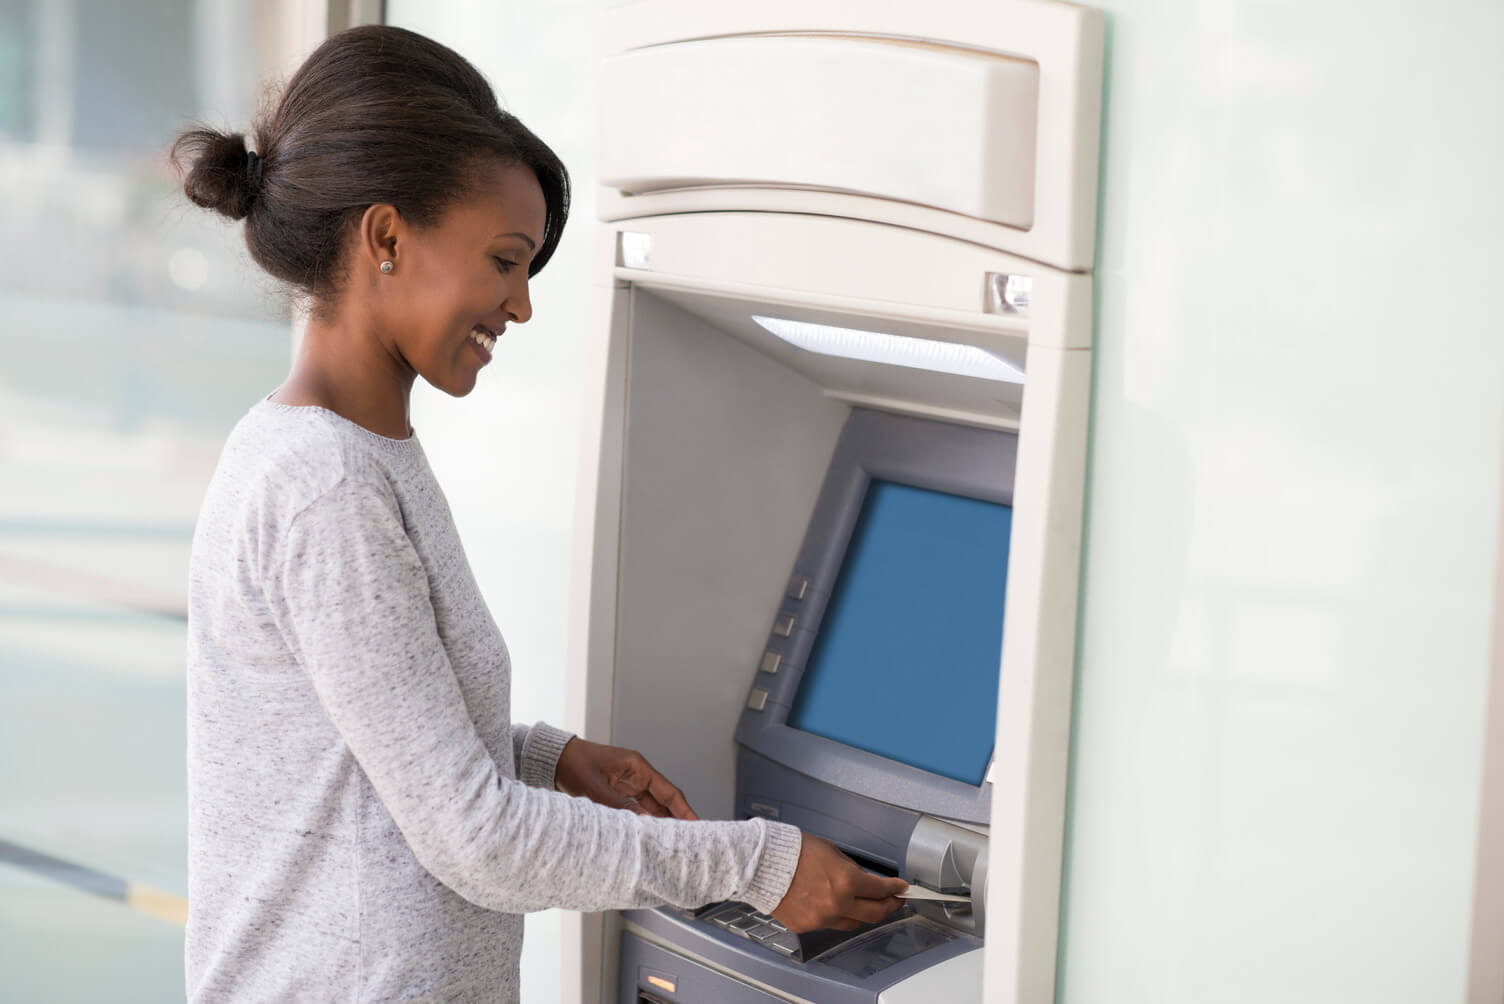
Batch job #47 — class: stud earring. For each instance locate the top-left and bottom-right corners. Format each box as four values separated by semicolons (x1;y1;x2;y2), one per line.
379;261;394;274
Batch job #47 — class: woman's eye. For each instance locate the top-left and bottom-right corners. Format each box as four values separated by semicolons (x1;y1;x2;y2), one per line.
493;257;518;274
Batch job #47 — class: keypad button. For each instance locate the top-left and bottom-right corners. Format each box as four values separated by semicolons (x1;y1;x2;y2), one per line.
768;933;801;957
707;903;748;927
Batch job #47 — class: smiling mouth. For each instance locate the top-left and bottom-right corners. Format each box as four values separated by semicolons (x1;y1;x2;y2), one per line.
469;325;499;354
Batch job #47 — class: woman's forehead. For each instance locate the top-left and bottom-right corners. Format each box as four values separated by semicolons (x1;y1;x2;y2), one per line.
449;162;545;239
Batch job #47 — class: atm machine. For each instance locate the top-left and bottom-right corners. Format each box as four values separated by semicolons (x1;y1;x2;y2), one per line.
563;3;1103;1002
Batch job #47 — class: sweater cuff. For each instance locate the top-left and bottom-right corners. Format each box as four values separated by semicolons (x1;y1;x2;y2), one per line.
739;820;802;916
517;721;575;790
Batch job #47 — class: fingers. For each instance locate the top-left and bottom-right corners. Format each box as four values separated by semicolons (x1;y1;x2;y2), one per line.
633;792;669;817
840;894;904;926
587;784;639;813
849;868;909;900
647;773;698;821
563;741;702;821
832;858;907;927
772;835;911;934
617;752;699;821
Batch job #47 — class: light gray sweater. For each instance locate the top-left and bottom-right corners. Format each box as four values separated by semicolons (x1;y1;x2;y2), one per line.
185;399;801;1002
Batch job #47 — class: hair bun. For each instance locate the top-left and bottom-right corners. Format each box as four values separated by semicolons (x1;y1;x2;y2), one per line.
166;25;570;304
171;128;261;221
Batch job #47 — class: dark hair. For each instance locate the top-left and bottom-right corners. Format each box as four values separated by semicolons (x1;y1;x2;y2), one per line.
170;25;569;313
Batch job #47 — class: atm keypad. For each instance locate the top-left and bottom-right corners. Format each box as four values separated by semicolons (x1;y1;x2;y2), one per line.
702;902;799;957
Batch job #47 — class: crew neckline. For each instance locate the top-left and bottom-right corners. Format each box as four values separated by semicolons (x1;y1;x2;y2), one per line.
256;397;418;451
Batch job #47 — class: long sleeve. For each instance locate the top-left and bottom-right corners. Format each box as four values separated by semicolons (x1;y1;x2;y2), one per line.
265;477;800;916
511;721;574;790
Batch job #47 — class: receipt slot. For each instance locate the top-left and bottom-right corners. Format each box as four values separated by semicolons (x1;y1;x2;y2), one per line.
564;3;1104;1002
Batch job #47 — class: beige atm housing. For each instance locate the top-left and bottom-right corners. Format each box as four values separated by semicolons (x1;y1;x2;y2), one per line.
564;3;1104;1002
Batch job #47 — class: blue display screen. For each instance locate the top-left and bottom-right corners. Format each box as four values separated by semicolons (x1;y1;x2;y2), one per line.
787;480;1011;786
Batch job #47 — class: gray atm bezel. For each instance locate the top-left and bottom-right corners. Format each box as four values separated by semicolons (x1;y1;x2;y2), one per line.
733;408;1019;826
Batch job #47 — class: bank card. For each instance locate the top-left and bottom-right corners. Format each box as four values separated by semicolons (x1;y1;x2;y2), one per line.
897;885;970;903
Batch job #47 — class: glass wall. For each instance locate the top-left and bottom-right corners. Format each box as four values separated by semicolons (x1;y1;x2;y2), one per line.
1059;2;1504;1001
0;1;306;997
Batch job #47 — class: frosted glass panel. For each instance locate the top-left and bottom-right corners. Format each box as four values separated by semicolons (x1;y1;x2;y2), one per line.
0;3;298;998
1060;2;1504;1002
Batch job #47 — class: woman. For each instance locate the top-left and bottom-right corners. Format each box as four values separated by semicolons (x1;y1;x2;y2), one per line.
173;25;905;1003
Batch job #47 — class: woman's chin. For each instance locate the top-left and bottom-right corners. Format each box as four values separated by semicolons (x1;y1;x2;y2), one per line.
426;370;480;399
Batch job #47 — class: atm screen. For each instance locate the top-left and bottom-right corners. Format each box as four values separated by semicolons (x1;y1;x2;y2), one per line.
786;480;1011;786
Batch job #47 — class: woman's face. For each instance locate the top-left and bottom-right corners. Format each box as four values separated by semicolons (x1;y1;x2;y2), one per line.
384;160;548;397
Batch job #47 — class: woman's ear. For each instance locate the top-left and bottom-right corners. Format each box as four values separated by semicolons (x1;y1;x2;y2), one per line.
357;203;402;273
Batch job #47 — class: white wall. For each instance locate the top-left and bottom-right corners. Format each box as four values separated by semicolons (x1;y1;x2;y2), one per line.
1059;2;1504;1001
383;3;606;1000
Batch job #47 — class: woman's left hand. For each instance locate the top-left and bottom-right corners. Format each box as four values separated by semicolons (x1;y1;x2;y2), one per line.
554;737;699;820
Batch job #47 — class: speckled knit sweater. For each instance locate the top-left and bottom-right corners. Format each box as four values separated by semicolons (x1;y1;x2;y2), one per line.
185;399;801;1002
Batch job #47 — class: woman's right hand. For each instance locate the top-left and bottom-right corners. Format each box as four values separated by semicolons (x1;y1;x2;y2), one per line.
770;834;909;933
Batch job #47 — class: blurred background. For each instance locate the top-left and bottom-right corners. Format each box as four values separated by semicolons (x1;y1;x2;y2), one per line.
0;0;601;997
0;1;305;1000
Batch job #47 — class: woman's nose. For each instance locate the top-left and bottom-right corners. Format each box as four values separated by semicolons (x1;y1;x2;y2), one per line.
506;281;531;325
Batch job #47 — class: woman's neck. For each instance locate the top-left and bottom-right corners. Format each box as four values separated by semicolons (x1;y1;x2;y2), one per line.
271;312;417;439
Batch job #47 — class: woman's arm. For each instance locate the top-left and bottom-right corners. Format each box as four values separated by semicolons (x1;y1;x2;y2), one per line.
267;478;800;915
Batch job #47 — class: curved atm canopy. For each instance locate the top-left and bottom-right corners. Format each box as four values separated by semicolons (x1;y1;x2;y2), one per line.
597;0;1105;271
601;36;1040;225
